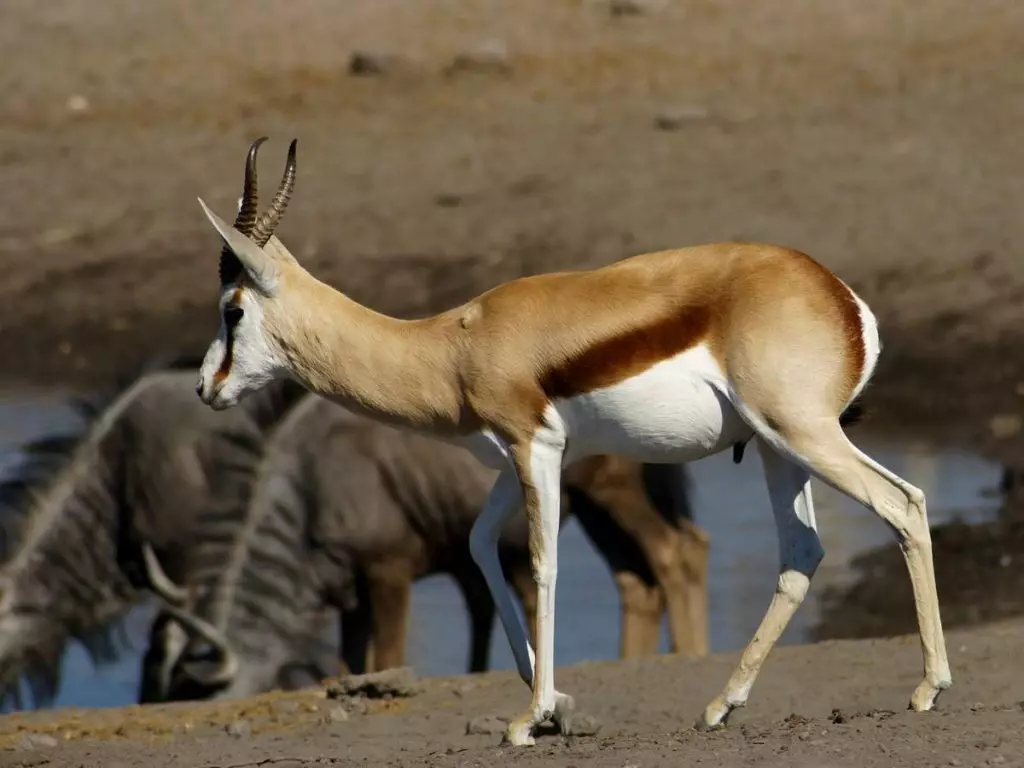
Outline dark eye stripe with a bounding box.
[224,306,244,333]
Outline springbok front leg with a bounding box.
[469,445,573,746]
[699,438,823,728]
[506,430,572,746]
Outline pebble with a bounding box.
[653,106,710,131]
[326,706,349,724]
[225,720,252,738]
[16,734,59,750]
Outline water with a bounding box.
[0,391,1003,710]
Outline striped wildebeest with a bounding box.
[144,393,708,702]
[0,358,305,709]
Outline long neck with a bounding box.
[277,275,470,435]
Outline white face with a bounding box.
[196,284,286,410]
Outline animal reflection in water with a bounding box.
[142,391,709,702]
[0,363,708,708]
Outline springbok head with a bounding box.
[196,137,312,411]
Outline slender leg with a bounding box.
[568,457,710,658]
[366,558,414,671]
[457,572,497,673]
[506,558,540,649]
[615,570,665,657]
[504,433,572,747]
[699,438,823,728]
[339,576,373,675]
[468,469,536,686]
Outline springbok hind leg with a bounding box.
[699,438,823,728]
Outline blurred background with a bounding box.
[0,0,1022,711]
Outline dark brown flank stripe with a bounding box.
[540,305,713,401]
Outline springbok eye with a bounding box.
[224,306,244,330]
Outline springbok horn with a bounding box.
[220,136,268,285]
[234,137,267,234]
[161,604,240,685]
[141,543,190,605]
[249,139,298,247]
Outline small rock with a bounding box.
[16,734,58,750]
[225,720,251,738]
[609,0,652,16]
[466,715,508,735]
[829,708,848,724]
[326,706,349,724]
[567,713,601,737]
[66,94,89,113]
[989,414,1022,439]
[434,192,464,208]
[654,106,710,131]
[274,700,300,714]
[445,39,512,76]
[948,759,962,766]
[989,756,1006,766]
[325,667,422,700]
[1001,554,1012,567]
[348,51,402,77]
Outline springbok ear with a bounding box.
[198,197,280,296]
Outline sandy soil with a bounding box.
[3,620,1024,767]
[3,0,1024,764]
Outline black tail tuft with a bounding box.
[839,399,865,427]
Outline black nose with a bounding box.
[195,379,204,397]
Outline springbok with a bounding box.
[194,137,950,745]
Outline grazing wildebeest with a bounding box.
[0,359,305,709]
[144,393,708,702]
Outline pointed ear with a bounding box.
[198,197,280,296]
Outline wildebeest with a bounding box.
[0,359,305,709]
[146,393,708,702]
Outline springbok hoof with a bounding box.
[503,719,536,747]
[909,677,952,712]
[695,697,736,731]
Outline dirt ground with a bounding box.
[3,620,1024,768]
[3,0,1024,764]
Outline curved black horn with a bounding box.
[250,138,298,247]
[220,136,268,286]
[234,136,268,234]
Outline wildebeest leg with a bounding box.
[366,557,414,671]
[614,570,665,656]
[565,457,711,658]
[339,573,373,675]
[455,570,497,673]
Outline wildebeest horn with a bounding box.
[141,543,189,605]
[220,136,268,286]
[161,605,239,686]
[249,139,297,247]
[0,576,14,614]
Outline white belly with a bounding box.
[454,343,753,470]
[556,344,752,465]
